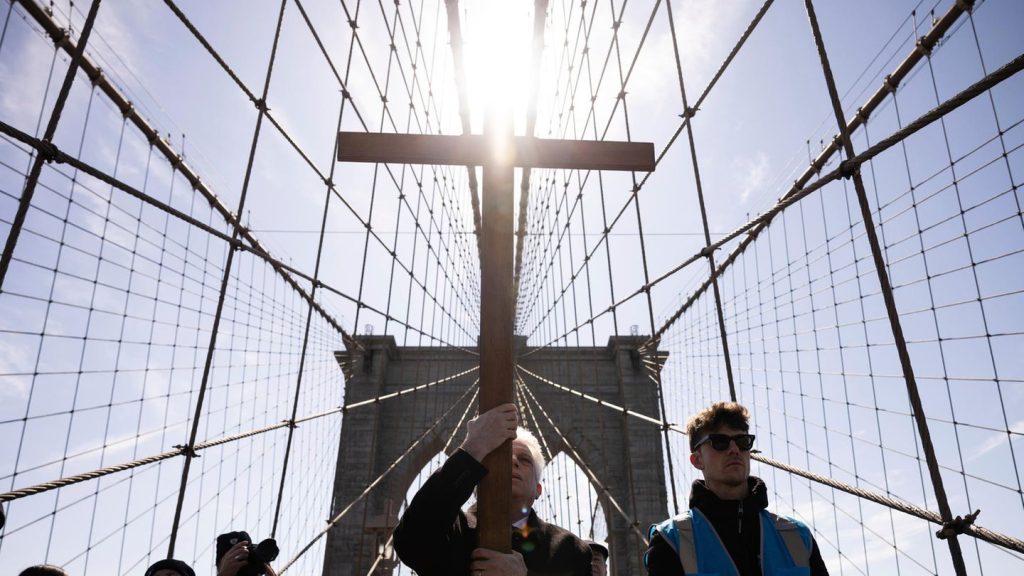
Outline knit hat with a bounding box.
[216,531,253,566]
[144,559,195,576]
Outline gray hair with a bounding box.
[515,427,546,484]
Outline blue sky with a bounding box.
[0,0,1022,574]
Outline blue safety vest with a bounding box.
[647,508,812,576]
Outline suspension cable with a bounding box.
[645,49,1024,350]
[518,364,685,433]
[0,116,488,354]
[340,366,479,412]
[0,0,103,290]
[277,381,479,573]
[363,368,481,576]
[517,374,648,544]
[442,0,482,249]
[523,360,1024,555]
[6,0,362,350]
[161,0,482,339]
[645,0,985,348]
[521,0,982,355]
[517,0,775,345]
[803,0,966,572]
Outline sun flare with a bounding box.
[462,0,535,137]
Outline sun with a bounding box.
[462,0,535,137]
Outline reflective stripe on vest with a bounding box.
[648,509,812,575]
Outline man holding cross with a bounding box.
[338,120,652,576]
[392,403,597,576]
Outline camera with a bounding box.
[217,531,280,576]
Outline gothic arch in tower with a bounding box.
[323,335,668,576]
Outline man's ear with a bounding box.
[690,451,703,470]
[535,482,543,498]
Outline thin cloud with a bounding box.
[670,0,753,91]
[735,150,769,204]
[968,420,1024,463]
[0,21,54,127]
[0,342,34,402]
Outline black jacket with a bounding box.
[393,449,592,576]
[645,477,829,575]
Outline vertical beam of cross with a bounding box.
[477,113,516,551]
[337,130,653,552]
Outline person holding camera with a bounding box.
[216,532,279,576]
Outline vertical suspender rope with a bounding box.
[352,0,401,567]
[801,2,968,574]
[166,0,289,557]
[33,80,103,569]
[608,5,668,551]
[81,114,134,573]
[662,0,761,403]
[277,382,479,573]
[1,0,102,560]
[963,6,1024,514]
[0,0,103,291]
[270,79,347,538]
[362,379,480,576]
[268,0,378,540]
[517,376,648,543]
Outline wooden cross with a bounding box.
[337,128,654,551]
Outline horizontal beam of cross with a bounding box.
[338,132,655,172]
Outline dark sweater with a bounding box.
[645,477,829,575]
[393,449,592,576]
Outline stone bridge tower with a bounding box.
[323,335,669,576]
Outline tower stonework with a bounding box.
[323,335,669,576]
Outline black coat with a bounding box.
[645,477,829,576]
[394,449,593,576]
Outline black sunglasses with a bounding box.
[693,433,755,452]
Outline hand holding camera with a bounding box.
[216,531,279,576]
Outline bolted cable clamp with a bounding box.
[699,245,716,258]
[38,139,61,164]
[883,74,899,94]
[89,66,104,86]
[936,509,980,540]
[174,444,200,459]
[49,27,69,46]
[915,37,933,58]
[839,159,860,180]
